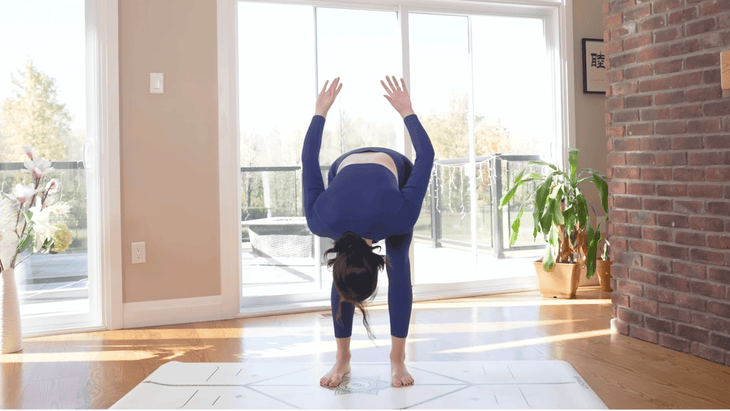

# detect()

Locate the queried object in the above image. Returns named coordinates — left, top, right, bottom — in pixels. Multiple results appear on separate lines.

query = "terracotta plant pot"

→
left=578, top=264, right=600, bottom=287
left=595, top=259, right=613, bottom=292
left=533, top=260, right=581, bottom=299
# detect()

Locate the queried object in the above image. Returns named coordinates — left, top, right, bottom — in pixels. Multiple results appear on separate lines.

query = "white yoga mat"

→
left=111, top=361, right=607, bottom=409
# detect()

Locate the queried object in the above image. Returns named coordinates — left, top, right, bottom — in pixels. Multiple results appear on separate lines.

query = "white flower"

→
left=11, top=184, right=36, bottom=205
left=46, top=178, right=60, bottom=195
left=24, top=157, right=54, bottom=179
left=29, top=202, right=70, bottom=252
left=22, top=145, right=36, bottom=160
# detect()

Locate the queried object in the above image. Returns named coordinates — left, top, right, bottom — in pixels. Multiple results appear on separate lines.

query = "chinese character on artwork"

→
left=583, top=39, right=606, bottom=94
left=591, top=52, right=606, bottom=69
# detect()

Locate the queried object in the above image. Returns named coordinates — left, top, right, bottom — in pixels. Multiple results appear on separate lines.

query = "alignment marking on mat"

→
left=402, top=385, right=472, bottom=409
left=507, top=365, right=516, bottom=380
left=207, top=366, right=220, bottom=382
left=179, top=389, right=198, bottom=409
left=494, top=394, right=499, bottom=404
left=519, top=388, right=533, bottom=408
left=408, top=366, right=471, bottom=384
left=212, top=396, right=220, bottom=406
left=243, top=386, right=302, bottom=409
left=246, top=367, right=315, bottom=385
left=236, top=369, right=242, bottom=377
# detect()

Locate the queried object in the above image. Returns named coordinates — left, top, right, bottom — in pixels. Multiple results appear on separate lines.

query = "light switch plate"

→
left=150, top=73, right=164, bottom=94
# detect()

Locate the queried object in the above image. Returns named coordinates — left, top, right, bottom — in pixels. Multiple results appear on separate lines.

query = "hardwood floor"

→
left=1, top=287, right=729, bottom=409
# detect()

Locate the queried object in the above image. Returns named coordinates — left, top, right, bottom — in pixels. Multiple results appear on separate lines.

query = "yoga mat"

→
left=111, top=361, right=607, bottom=409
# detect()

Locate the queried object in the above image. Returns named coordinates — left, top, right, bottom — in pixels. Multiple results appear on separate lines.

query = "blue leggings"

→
left=332, top=231, right=413, bottom=339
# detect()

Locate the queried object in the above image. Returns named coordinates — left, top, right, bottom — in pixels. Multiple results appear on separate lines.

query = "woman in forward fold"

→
left=302, top=76, right=434, bottom=388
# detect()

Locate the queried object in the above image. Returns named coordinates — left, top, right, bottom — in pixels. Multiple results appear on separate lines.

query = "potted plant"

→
left=595, top=239, right=612, bottom=292
left=499, top=149, right=608, bottom=298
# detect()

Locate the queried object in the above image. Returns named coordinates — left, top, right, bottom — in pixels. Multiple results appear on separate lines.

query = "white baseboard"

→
left=123, top=295, right=224, bottom=329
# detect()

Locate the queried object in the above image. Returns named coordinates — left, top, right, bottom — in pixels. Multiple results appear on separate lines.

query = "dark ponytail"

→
left=325, top=231, right=387, bottom=340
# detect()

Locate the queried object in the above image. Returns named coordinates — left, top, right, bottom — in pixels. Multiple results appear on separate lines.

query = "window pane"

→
left=238, top=2, right=315, bottom=168
left=472, top=15, right=550, bottom=157
left=471, top=15, right=550, bottom=256
left=0, top=0, right=92, bottom=324
left=316, top=8, right=402, bottom=165
left=238, top=2, right=320, bottom=299
left=409, top=13, right=475, bottom=284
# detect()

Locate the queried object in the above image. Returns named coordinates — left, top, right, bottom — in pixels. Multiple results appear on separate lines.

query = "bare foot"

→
left=391, top=360, right=414, bottom=387
left=320, top=358, right=351, bottom=388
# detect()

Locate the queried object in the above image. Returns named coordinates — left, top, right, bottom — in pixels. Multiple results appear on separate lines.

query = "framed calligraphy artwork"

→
left=582, top=38, right=606, bottom=94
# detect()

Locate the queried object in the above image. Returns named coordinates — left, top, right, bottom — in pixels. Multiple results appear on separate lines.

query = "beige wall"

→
left=120, top=0, right=220, bottom=303
left=573, top=0, right=608, bottom=221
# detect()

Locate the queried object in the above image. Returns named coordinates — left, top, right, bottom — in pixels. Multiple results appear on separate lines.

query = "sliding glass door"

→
left=234, top=0, right=563, bottom=310
left=0, top=0, right=102, bottom=333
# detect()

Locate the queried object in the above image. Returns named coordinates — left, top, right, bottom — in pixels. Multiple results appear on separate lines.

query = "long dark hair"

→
left=325, top=231, right=387, bottom=340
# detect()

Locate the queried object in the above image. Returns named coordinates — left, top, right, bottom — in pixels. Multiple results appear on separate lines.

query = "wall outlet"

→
left=132, top=242, right=146, bottom=264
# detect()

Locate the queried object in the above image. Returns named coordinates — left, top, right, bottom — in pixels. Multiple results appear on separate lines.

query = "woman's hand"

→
left=381, top=76, right=415, bottom=119
left=315, top=77, right=343, bottom=118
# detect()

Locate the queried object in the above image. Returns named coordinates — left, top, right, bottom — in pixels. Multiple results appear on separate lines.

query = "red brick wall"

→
left=604, top=0, right=730, bottom=366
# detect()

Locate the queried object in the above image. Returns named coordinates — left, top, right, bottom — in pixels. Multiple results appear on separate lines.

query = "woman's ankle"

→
left=389, top=352, right=405, bottom=363
left=336, top=351, right=351, bottom=362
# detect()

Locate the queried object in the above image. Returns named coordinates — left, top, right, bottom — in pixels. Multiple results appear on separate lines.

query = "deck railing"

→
left=240, top=153, right=546, bottom=258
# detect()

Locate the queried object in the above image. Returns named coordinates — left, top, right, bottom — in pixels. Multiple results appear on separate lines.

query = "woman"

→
left=302, top=76, right=434, bottom=388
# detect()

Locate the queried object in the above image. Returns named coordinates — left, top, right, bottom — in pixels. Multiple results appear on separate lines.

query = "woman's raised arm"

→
left=302, top=78, right=343, bottom=237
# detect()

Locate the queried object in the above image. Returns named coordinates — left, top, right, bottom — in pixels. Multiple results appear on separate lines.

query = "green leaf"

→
left=18, top=233, right=33, bottom=253
left=528, top=160, right=559, bottom=170
left=543, top=250, right=555, bottom=271
left=563, top=207, right=576, bottom=235
left=500, top=177, right=539, bottom=208
left=533, top=207, right=541, bottom=239
left=550, top=198, right=565, bottom=227
left=547, top=184, right=563, bottom=200
left=543, top=225, right=559, bottom=271
left=540, top=205, right=553, bottom=234
left=511, top=167, right=527, bottom=185
left=576, top=194, right=589, bottom=229
left=592, top=171, right=609, bottom=218
left=534, top=175, right=553, bottom=221
left=585, top=225, right=601, bottom=279
left=568, top=149, right=579, bottom=183
left=42, top=237, right=54, bottom=252
left=510, top=203, right=526, bottom=246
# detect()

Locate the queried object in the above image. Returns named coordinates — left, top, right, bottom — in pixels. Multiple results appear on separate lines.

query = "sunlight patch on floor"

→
left=439, top=329, right=614, bottom=354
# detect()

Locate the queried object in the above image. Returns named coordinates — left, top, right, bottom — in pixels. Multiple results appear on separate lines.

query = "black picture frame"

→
left=582, top=38, right=606, bottom=94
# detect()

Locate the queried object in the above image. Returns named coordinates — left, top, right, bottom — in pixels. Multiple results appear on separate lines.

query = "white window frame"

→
left=217, top=0, right=575, bottom=317
left=20, top=0, right=122, bottom=337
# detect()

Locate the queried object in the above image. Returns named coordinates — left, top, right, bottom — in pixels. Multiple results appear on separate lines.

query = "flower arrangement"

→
left=0, top=145, right=72, bottom=274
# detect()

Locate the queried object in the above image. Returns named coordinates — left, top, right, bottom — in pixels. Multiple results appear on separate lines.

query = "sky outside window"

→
left=0, top=0, right=86, bottom=133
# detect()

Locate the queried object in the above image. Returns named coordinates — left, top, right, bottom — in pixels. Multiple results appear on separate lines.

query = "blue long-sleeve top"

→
left=302, top=114, right=435, bottom=242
